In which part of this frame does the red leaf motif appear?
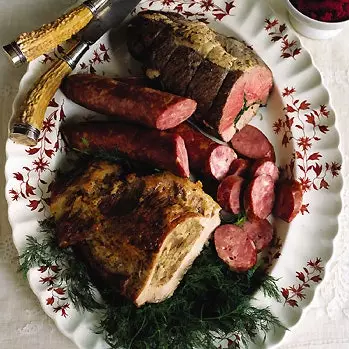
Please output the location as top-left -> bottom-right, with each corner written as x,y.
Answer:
299,101 -> 310,110
38,266 -> 48,273
281,52 -> 292,59
46,297 -> 54,306
300,204 -> 310,215
311,275 -> 322,283
330,162 -> 341,177
99,43 -> 107,52
50,266 -> 60,273
293,48 -> 302,57
225,1 -> 235,14
282,133 -> 289,147
54,288 -> 65,295
48,98 -> 59,108
308,152 -> 322,161
296,151 -> 303,160
285,116 -> 294,128
213,12 -> 226,21
283,87 -> 296,97
305,113 -> 315,126
281,287 -> 289,299
313,163 -> 323,176
25,183 -> 35,196
286,104 -> 296,113
60,107 -> 66,121
26,147 -> 40,155
103,52 -> 111,62
13,172 -> 24,181
271,36 -> 282,42
287,299 -> 298,307
279,23 -> 287,33
44,149 -> 54,158
319,125 -> 329,134
296,272 -> 305,282
320,179 -> 329,189
27,200 -> 40,211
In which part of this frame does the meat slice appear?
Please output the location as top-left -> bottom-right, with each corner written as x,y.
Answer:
62,122 -> 190,177
169,123 -> 236,180
127,12 -> 274,142
251,159 -> 279,182
228,158 -> 250,177
214,225 -> 257,272
50,163 -> 221,306
274,179 -> 303,223
61,74 -> 197,130
231,125 -> 274,160
244,175 -> 275,220
242,219 -> 273,251
217,175 -> 244,214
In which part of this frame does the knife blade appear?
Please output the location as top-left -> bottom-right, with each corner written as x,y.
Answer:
3,0 -> 111,67
9,0 -> 141,146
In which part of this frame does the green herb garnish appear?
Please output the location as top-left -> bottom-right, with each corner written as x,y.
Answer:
19,219 -> 284,349
234,97 -> 249,126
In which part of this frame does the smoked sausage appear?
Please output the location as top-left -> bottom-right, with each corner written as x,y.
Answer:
216,175 -> 244,214
228,158 -> 250,177
62,122 -> 190,177
242,219 -> 273,251
61,74 -> 197,130
250,159 -> 279,181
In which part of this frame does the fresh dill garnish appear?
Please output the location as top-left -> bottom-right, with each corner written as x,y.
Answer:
234,97 -> 249,126
220,211 -> 247,226
19,219 -> 285,349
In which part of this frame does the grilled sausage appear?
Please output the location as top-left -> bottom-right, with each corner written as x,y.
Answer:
244,175 -> 275,220
250,159 -> 279,181
216,175 -> 244,214
214,224 -> 257,272
274,180 -> 303,222
61,74 -> 197,130
228,158 -> 250,177
62,122 -> 190,177
242,219 -> 273,251
169,123 -> 236,180
231,125 -> 275,160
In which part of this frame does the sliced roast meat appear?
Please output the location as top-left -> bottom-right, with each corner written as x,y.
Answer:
187,60 -> 228,114
251,159 -> 279,182
127,12 -> 274,142
228,158 -> 250,177
62,122 -> 190,178
217,175 -> 244,214
242,219 -> 274,251
214,225 -> 257,272
161,46 -> 203,96
61,74 -> 197,130
244,174 -> 275,220
169,123 -> 236,180
274,179 -> 303,223
231,125 -> 275,160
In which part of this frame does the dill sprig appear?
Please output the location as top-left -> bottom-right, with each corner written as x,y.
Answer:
19,219 -> 284,349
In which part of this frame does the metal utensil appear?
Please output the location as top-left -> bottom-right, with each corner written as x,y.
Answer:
9,0 -> 140,146
3,0 -> 110,67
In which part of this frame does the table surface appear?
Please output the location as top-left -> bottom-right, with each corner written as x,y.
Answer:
1,0 -> 349,348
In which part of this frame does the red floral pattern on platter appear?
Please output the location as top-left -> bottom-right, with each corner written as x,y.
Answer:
264,19 -> 302,59
281,258 -> 323,308
218,334 -> 241,348
38,265 -> 70,317
79,43 -> 111,74
274,87 -> 341,214
9,100 -> 66,213
138,0 -> 235,21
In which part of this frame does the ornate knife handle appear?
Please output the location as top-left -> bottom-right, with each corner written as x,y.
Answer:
9,41 -> 90,146
3,0 -> 107,66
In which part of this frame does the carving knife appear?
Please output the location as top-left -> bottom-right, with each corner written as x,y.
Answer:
9,0 -> 141,146
3,0 -> 110,67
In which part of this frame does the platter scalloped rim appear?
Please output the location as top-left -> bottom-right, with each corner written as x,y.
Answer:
4,0 -> 343,348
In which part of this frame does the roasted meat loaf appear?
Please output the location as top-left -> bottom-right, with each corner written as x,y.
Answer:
50,161 -> 221,306
127,11 -> 273,141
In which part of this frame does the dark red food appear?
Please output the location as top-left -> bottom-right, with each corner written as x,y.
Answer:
231,125 -> 275,160
214,225 -> 257,272
62,122 -> 190,177
242,219 -> 274,251
274,179 -> 303,223
244,175 -> 275,220
61,74 -> 197,130
170,123 -> 236,180
290,0 -> 349,23
228,158 -> 250,177
251,159 -> 279,182
217,175 -> 244,214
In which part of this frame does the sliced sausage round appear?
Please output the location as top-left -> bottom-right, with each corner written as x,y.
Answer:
217,175 -> 244,214
242,219 -> 273,251
244,174 -> 275,220
228,158 -> 250,177
251,159 -> 279,182
231,125 -> 274,160
274,180 -> 303,223
214,225 -> 257,272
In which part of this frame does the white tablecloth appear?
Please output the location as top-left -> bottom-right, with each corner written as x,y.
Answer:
1,0 -> 349,348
